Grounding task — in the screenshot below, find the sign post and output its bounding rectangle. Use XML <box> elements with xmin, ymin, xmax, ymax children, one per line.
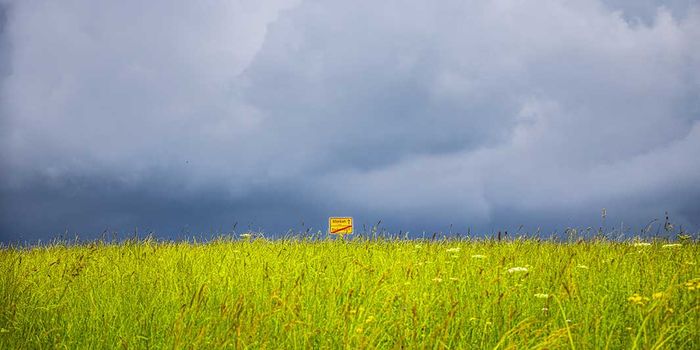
<box><xmin>329</xmin><ymin>217</ymin><xmax>353</xmax><ymax>236</ymax></box>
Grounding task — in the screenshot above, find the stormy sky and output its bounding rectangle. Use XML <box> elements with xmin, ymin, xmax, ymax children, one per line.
<box><xmin>1</xmin><ymin>0</ymin><xmax>699</xmax><ymax>242</ymax></box>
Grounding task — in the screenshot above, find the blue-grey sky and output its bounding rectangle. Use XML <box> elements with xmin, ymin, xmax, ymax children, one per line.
<box><xmin>1</xmin><ymin>0</ymin><xmax>699</xmax><ymax>242</ymax></box>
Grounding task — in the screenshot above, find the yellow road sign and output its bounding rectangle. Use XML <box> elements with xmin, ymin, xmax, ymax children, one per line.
<box><xmin>329</xmin><ymin>217</ymin><xmax>353</xmax><ymax>234</ymax></box>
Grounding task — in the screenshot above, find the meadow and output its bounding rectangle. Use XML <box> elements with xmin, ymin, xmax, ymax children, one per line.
<box><xmin>1</xmin><ymin>235</ymin><xmax>698</xmax><ymax>349</ymax></box>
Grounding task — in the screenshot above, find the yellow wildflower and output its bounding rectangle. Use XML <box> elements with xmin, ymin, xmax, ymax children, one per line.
<box><xmin>471</xmin><ymin>254</ymin><xmax>487</xmax><ymax>259</ymax></box>
<box><xmin>662</xmin><ymin>243</ymin><xmax>682</xmax><ymax>248</ymax></box>
<box><xmin>534</xmin><ymin>293</ymin><xmax>549</xmax><ymax>299</ymax></box>
<box><xmin>684</xmin><ymin>278</ymin><xmax>700</xmax><ymax>291</ymax></box>
<box><xmin>446</xmin><ymin>247</ymin><xmax>461</xmax><ymax>253</ymax></box>
<box><xmin>627</xmin><ymin>293</ymin><xmax>649</xmax><ymax>305</ymax></box>
<box><xmin>652</xmin><ymin>292</ymin><xmax>664</xmax><ymax>299</ymax></box>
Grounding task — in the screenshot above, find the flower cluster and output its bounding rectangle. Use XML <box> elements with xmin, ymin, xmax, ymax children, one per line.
<box><xmin>684</xmin><ymin>278</ymin><xmax>700</xmax><ymax>291</ymax></box>
<box><xmin>627</xmin><ymin>293</ymin><xmax>649</xmax><ymax>305</ymax></box>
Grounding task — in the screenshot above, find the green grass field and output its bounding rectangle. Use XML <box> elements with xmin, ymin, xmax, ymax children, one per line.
<box><xmin>1</xmin><ymin>237</ymin><xmax>698</xmax><ymax>349</ymax></box>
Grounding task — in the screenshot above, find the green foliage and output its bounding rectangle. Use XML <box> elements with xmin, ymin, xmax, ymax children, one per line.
<box><xmin>1</xmin><ymin>238</ymin><xmax>698</xmax><ymax>349</ymax></box>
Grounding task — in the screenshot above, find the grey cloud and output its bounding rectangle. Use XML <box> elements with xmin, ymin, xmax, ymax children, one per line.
<box><xmin>0</xmin><ymin>3</ymin><xmax>9</xmax><ymax>79</ymax></box>
<box><xmin>246</xmin><ymin>1</ymin><xmax>700</xmax><ymax>227</ymax></box>
<box><xmin>1</xmin><ymin>0</ymin><xmax>699</xmax><ymax>242</ymax></box>
<box><xmin>240</xmin><ymin>2</ymin><xmax>519</xmax><ymax>172</ymax></box>
<box><xmin>602</xmin><ymin>0</ymin><xmax>696</xmax><ymax>23</ymax></box>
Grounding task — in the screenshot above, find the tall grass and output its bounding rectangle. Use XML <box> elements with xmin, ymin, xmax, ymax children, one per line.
<box><xmin>1</xmin><ymin>237</ymin><xmax>698</xmax><ymax>348</ymax></box>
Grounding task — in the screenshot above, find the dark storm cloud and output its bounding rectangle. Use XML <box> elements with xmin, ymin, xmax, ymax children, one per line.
<box><xmin>1</xmin><ymin>0</ymin><xmax>699</xmax><ymax>242</ymax></box>
<box><xmin>0</xmin><ymin>173</ymin><xmax>325</xmax><ymax>242</ymax></box>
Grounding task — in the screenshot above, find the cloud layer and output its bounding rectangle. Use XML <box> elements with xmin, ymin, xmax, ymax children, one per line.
<box><xmin>1</xmin><ymin>0</ymin><xmax>699</xmax><ymax>241</ymax></box>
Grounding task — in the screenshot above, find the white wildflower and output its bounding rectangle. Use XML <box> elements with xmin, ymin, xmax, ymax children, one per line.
<box><xmin>507</xmin><ymin>267</ymin><xmax>529</xmax><ymax>273</ymax></box>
